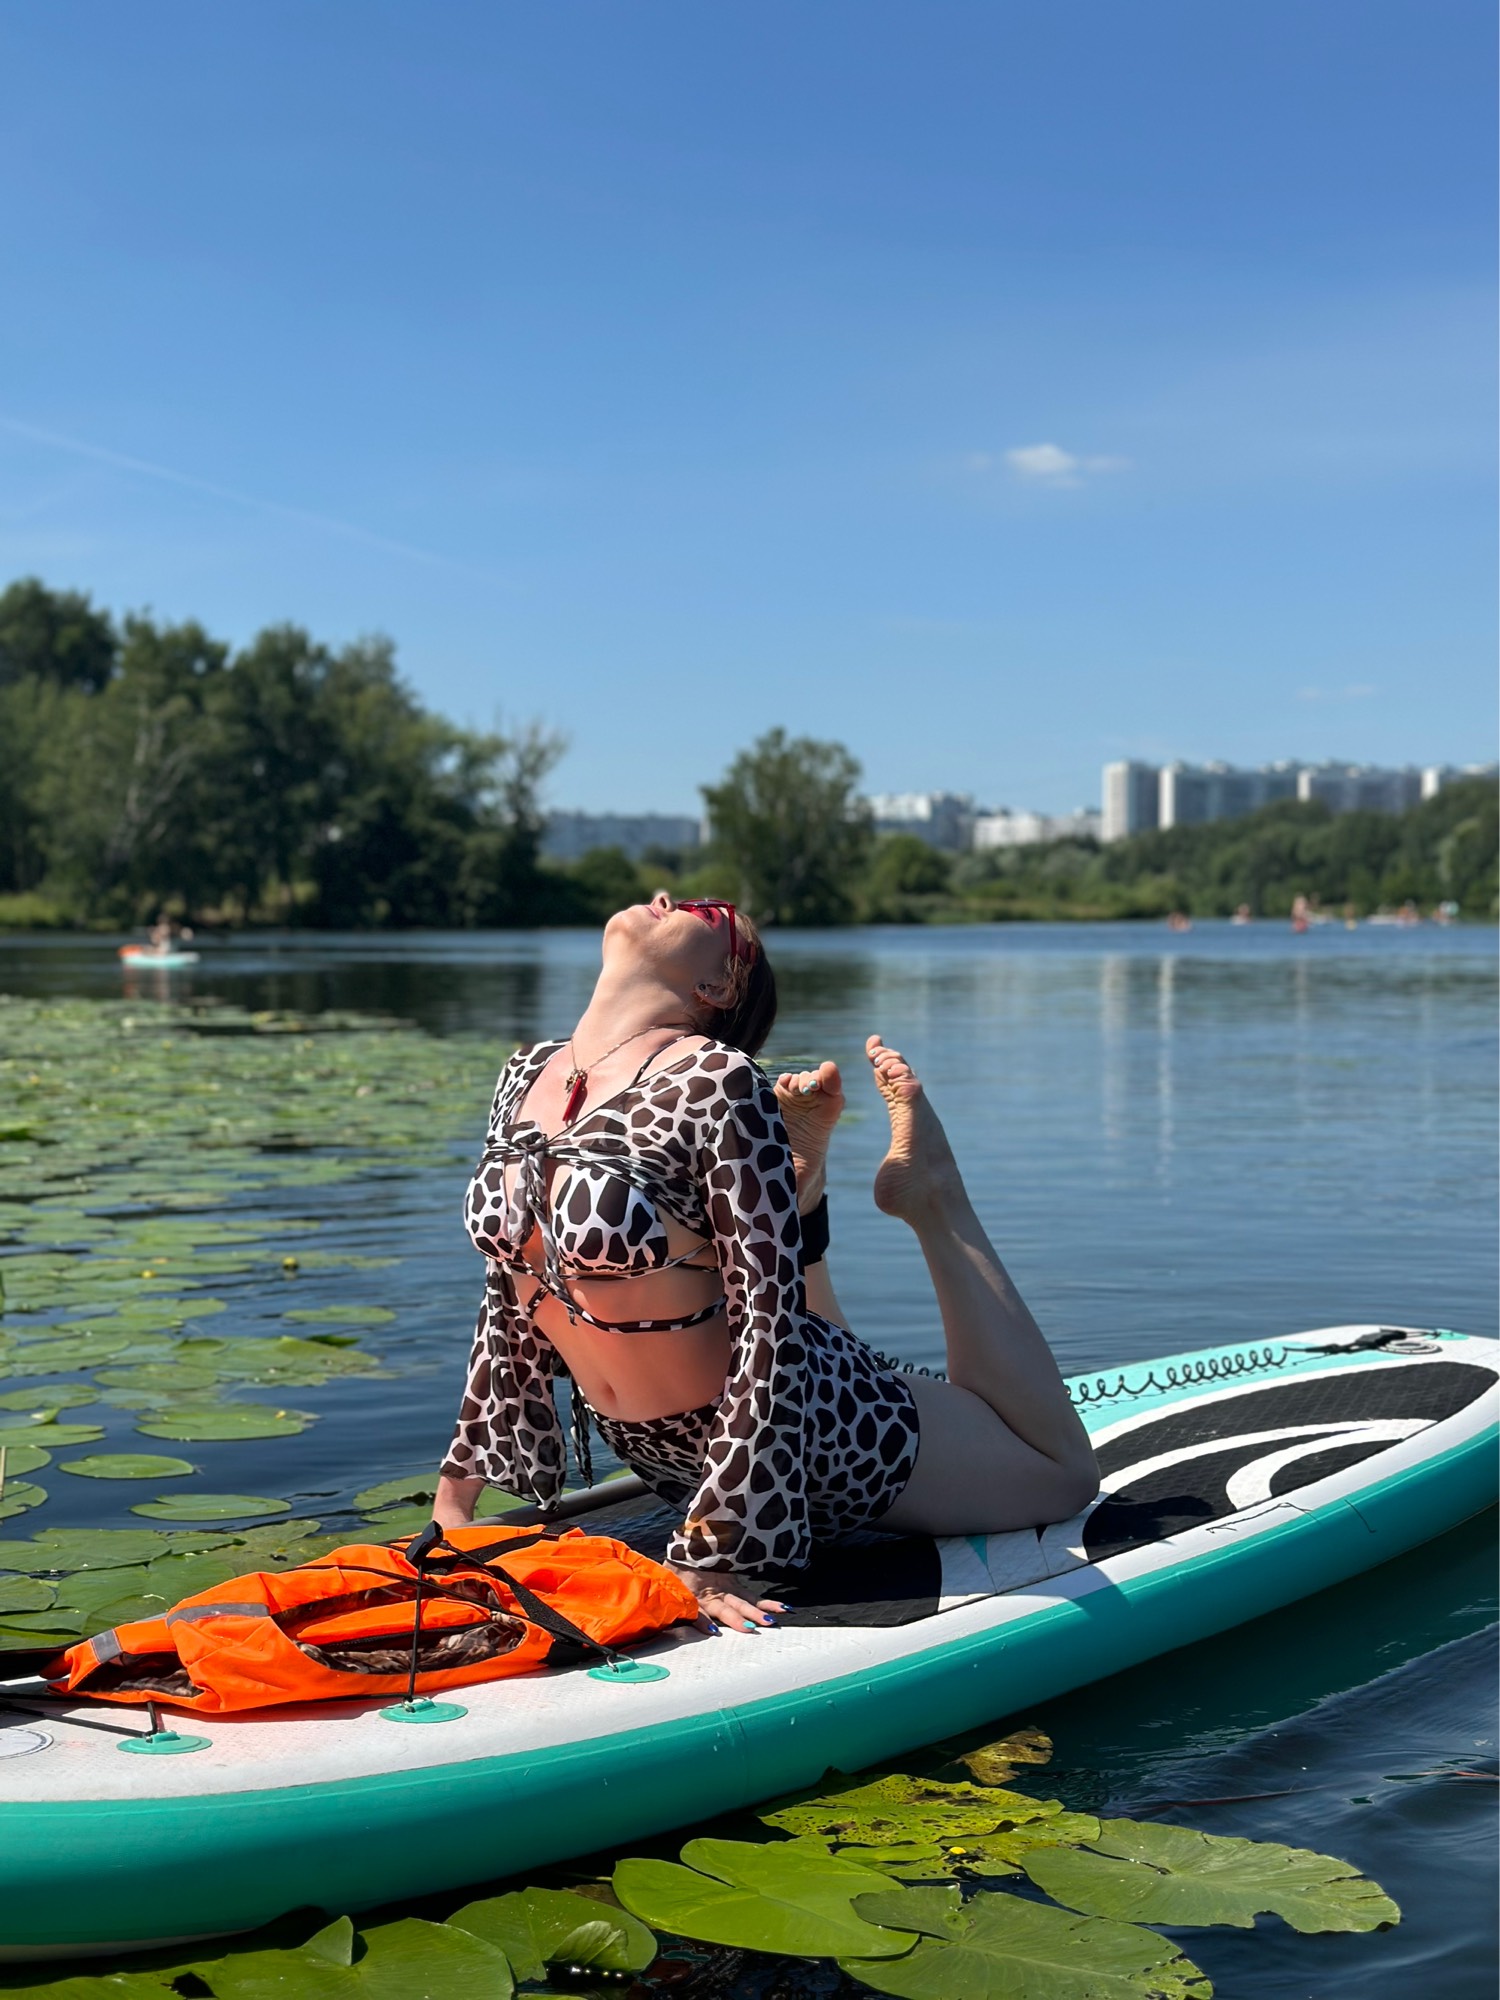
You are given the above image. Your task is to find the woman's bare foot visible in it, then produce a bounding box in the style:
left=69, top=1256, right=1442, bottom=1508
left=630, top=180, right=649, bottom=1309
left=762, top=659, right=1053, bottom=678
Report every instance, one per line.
left=773, top=1060, right=844, bottom=1213
left=867, top=1034, right=963, bottom=1224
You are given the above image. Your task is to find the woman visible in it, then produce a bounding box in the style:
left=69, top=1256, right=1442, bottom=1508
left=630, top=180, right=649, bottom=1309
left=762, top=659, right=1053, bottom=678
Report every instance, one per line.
left=436, top=893, right=1097, bottom=1635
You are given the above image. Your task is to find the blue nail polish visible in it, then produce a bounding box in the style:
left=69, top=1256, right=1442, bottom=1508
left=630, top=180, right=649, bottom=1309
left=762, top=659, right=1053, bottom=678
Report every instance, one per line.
left=742, top=1619, right=758, bottom=1630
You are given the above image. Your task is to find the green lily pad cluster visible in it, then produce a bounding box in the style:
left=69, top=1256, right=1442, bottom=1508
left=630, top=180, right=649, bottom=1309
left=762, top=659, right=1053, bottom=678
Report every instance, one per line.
left=605, top=1753, right=1399, bottom=1997
left=0, top=997, right=508, bottom=1547
left=0, top=1730, right=1402, bottom=1999
left=0, top=1519, right=344, bottom=1649
left=762, top=1769, right=1106, bottom=1879
left=0, top=1888, right=655, bottom=2000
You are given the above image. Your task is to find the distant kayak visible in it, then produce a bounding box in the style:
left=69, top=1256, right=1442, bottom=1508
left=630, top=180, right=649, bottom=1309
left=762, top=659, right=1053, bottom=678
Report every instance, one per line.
left=118, top=946, right=200, bottom=968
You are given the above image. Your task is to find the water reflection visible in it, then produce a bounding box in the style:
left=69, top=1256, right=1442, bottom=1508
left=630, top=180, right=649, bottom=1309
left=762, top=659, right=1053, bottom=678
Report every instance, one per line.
left=2, top=924, right=1494, bottom=1362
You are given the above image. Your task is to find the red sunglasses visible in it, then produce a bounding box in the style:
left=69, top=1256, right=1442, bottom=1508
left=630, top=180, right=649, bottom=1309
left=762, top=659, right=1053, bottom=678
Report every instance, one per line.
left=677, top=900, right=756, bottom=967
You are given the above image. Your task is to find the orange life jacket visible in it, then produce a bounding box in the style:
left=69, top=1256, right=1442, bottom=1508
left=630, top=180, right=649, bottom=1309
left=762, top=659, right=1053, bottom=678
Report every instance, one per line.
left=47, top=1522, right=699, bottom=1714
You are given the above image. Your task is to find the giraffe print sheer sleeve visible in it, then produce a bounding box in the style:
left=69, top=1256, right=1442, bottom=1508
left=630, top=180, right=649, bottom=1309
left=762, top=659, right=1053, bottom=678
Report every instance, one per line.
left=670, top=1063, right=813, bottom=1578
left=441, top=1044, right=571, bottom=1504
left=441, top=1259, right=568, bottom=1503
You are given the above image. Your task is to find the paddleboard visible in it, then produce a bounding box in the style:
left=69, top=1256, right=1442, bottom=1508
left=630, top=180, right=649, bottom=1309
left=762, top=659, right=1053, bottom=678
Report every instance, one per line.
left=118, top=947, right=200, bottom=968
left=0, top=1323, right=1494, bottom=1958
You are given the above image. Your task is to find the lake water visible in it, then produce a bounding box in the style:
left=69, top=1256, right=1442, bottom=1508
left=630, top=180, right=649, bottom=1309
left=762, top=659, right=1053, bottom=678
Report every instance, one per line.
left=2, top=921, right=1496, bottom=1995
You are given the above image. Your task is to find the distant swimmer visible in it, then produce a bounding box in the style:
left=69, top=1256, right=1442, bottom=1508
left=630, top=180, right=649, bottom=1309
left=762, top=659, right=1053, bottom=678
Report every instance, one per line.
left=1166, top=910, right=1193, bottom=933
left=1231, top=903, right=1253, bottom=925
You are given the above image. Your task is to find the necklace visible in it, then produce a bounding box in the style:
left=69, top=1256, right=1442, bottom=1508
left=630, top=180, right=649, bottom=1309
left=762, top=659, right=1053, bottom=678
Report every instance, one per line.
left=561, top=1024, right=688, bottom=1125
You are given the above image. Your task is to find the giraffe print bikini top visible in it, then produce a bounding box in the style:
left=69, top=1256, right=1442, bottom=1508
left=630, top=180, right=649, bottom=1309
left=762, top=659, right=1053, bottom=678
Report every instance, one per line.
left=464, top=1037, right=729, bottom=1334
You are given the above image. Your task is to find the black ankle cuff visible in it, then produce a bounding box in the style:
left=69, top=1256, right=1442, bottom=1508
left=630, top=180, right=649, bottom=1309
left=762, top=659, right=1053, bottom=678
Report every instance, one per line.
left=799, top=1194, right=830, bottom=1270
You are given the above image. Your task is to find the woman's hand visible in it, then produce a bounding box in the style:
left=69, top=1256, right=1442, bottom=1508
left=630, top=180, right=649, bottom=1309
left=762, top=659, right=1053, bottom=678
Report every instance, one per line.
left=670, top=1563, right=787, bottom=1633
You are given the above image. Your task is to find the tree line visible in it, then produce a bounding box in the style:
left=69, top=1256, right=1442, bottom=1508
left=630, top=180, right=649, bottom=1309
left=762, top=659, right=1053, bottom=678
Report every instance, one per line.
left=0, top=579, right=566, bottom=928
left=1, top=578, right=1493, bottom=929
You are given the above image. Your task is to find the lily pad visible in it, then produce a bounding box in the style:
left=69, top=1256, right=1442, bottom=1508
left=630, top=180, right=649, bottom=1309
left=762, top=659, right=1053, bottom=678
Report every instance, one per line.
left=136, top=1407, right=315, bottom=1442
left=217, top=1518, right=325, bottom=1553
left=614, top=1837, right=917, bottom=1959
left=0, top=1421, right=106, bottom=1448
left=0, top=1529, right=171, bottom=1572
left=1024, top=1818, right=1402, bottom=1934
left=763, top=1772, right=1061, bottom=1847
left=842, top=1886, right=1213, bottom=1999
left=0, top=1384, right=97, bottom=1412
left=51, top=1563, right=166, bottom=1616
left=108, top=1297, right=227, bottom=1329
left=49, top=1551, right=251, bottom=1628
left=955, top=1727, right=1054, bottom=1786
left=0, top=1971, right=177, bottom=1996
left=0, top=1574, right=56, bottom=1613
left=7, top=1333, right=132, bottom=1370
left=60, top=1453, right=196, bottom=1480
left=820, top=1840, right=989, bottom=1881
left=130, top=1494, right=293, bottom=1521
left=450, top=1886, right=656, bottom=1980
left=353, top=1474, right=436, bottom=1513
left=210, top=1336, right=379, bottom=1385
left=36, top=1528, right=174, bottom=1565
left=0, top=1617, right=83, bottom=1652
left=95, top=1364, right=226, bottom=1395
left=0, top=1448, right=51, bottom=1480
left=0, top=1480, right=46, bottom=1519
left=203, top=1913, right=514, bottom=2000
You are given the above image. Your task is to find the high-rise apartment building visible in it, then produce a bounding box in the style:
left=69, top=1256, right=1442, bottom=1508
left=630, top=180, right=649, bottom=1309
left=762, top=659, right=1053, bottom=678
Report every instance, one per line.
left=1102, top=761, right=1162, bottom=842
left=1295, top=764, right=1423, bottom=815
left=865, top=791, right=975, bottom=852
left=972, top=807, right=1102, bottom=849
left=1160, top=761, right=1300, bottom=829
left=542, top=812, right=701, bottom=862
left=1102, top=758, right=1489, bottom=841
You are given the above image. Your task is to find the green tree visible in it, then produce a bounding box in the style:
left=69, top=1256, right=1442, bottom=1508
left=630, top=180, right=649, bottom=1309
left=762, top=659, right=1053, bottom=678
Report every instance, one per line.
left=702, top=728, right=872, bottom=926
left=37, top=615, right=228, bottom=914
left=302, top=637, right=495, bottom=926
left=0, top=580, right=121, bottom=893
left=868, top=834, right=952, bottom=897
left=455, top=722, right=567, bottom=926
left=0, top=577, right=117, bottom=692
left=556, top=845, right=648, bottom=924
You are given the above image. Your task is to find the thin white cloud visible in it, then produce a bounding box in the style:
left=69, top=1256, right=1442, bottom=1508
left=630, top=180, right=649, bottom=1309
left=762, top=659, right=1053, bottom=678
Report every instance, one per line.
left=0, top=413, right=494, bottom=579
left=1296, top=684, right=1377, bottom=703
left=1003, top=442, right=1129, bottom=488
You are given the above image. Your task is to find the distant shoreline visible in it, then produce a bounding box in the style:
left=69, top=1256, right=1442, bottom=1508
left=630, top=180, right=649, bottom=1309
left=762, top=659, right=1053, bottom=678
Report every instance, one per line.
left=1, top=907, right=1490, bottom=939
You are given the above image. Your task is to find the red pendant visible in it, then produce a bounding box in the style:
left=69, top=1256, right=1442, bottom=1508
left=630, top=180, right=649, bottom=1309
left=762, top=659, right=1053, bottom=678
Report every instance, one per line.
left=562, top=1070, right=588, bottom=1124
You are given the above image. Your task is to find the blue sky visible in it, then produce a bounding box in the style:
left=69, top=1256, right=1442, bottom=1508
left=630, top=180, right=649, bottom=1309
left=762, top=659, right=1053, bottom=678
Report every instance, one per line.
left=1, top=2, right=1493, bottom=814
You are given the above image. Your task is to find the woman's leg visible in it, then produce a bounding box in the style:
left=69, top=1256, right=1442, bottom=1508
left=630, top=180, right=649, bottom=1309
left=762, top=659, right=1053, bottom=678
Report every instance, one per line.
left=776, top=1041, right=1095, bottom=1529
left=868, top=1035, right=1096, bottom=1530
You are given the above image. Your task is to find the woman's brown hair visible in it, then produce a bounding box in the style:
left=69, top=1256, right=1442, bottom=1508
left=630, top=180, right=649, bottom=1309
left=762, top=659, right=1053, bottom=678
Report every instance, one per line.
left=702, top=914, right=777, bottom=1055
